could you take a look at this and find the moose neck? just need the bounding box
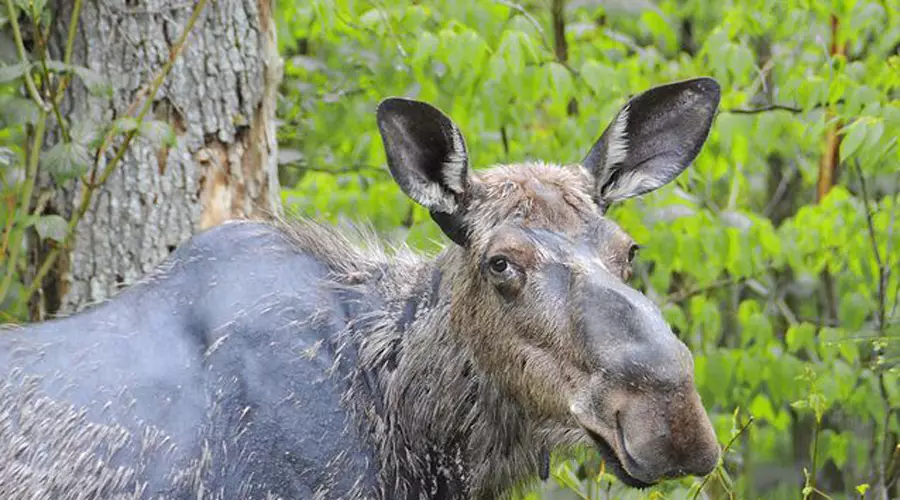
[342,249,554,499]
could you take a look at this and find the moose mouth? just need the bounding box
[581,418,655,489]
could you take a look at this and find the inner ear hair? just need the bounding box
[582,77,722,207]
[376,97,473,246]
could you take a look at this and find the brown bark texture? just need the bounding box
[31,0,282,317]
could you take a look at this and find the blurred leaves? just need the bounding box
[272,0,899,498]
[41,140,90,180]
[0,0,896,498]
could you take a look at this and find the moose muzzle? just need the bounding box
[570,267,720,486]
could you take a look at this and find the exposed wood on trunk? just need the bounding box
[28,0,283,318]
[817,14,845,327]
[816,14,845,204]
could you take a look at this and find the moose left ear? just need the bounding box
[376,97,471,246]
[583,77,721,209]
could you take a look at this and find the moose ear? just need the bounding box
[583,77,721,209]
[376,98,471,246]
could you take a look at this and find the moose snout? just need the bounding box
[574,272,720,484]
[618,386,721,482]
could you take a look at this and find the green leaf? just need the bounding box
[839,292,869,330]
[71,118,105,149]
[41,141,91,180]
[72,65,112,97]
[34,214,68,243]
[545,62,573,105]
[662,303,687,333]
[551,461,584,494]
[840,118,867,162]
[29,0,47,20]
[112,117,139,134]
[786,323,817,354]
[138,120,177,148]
[500,31,524,74]
[43,61,112,97]
[0,95,41,126]
[640,10,676,51]
[749,393,776,423]
[821,430,849,468]
[0,61,30,83]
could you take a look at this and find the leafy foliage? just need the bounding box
[274,0,899,498]
[0,0,897,497]
[0,0,196,319]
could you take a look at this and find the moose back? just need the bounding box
[1,78,722,500]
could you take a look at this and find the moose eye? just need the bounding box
[627,244,640,263]
[488,256,509,274]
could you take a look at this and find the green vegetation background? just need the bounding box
[0,0,897,498]
[274,1,898,499]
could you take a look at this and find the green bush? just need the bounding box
[275,1,899,498]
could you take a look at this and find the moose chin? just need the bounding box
[0,77,722,500]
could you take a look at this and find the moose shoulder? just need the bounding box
[0,78,722,500]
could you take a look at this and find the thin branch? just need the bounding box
[32,25,71,143]
[51,0,85,103]
[723,104,804,114]
[0,112,47,305]
[3,0,48,110]
[807,413,823,499]
[777,297,799,326]
[857,158,899,500]
[722,98,850,115]
[0,194,15,262]
[690,415,755,500]
[23,0,209,304]
[854,160,887,332]
[63,0,83,65]
[292,163,389,176]
[494,0,551,53]
[763,161,797,217]
[665,266,774,304]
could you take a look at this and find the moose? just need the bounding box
[1,77,722,499]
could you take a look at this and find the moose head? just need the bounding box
[375,78,722,487]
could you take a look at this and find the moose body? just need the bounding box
[2,78,723,500]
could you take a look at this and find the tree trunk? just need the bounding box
[29,0,282,319]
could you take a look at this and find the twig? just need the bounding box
[723,104,804,114]
[0,112,47,305]
[0,194,15,260]
[23,0,209,304]
[493,0,551,53]
[763,161,797,217]
[665,267,774,303]
[806,416,823,499]
[296,164,389,176]
[854,160,887,332]
[854,159,898,499]
[722,100,847,115]
[33,25,71,143]
[690,415,755,500]
[63,0,83,66]
[52,0,85,104]
[3,0,48,110]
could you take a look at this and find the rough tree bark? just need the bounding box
[29,0,282,319]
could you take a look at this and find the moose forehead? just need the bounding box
[375,77,721,258]
[467,162,635,259]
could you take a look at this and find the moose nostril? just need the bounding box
[667,391,720,477]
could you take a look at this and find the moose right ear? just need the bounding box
[376,98,471,246]
[582,77,721,211]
